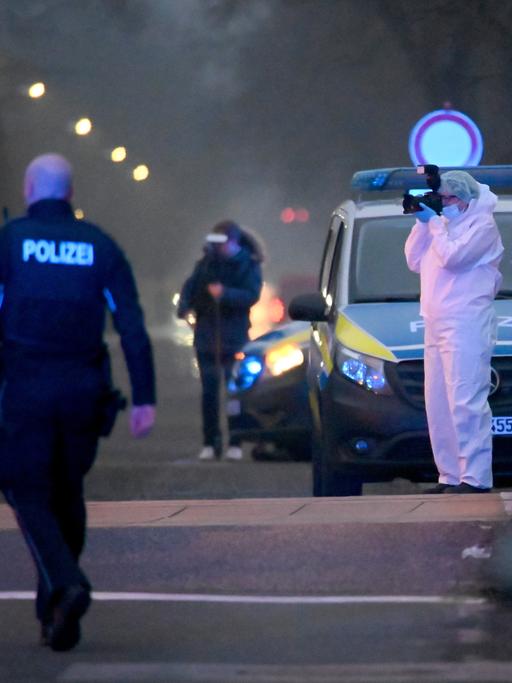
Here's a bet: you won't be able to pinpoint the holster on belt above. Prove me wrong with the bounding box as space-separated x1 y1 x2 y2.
98 387 127 437
98 345 127 437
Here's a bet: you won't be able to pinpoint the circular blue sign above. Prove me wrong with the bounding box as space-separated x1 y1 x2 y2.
409 109 483 167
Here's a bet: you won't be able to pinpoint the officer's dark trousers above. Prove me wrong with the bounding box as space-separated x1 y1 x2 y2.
196 351 237 451
0 359 104 625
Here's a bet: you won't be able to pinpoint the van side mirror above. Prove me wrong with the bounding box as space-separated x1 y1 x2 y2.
288 292 329 322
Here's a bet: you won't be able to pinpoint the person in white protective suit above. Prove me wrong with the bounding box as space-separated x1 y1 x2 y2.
404 170 504 494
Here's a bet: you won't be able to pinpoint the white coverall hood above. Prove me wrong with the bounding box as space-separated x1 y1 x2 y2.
469 182 497 213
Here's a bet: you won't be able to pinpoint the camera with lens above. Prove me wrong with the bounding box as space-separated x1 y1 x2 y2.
402 164 443 215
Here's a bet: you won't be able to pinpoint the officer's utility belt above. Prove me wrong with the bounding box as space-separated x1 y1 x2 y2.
3 340 127 437
2 339 106 363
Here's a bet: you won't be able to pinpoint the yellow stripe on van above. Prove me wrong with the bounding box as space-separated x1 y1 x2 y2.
312 327 334 374
335 313 397 362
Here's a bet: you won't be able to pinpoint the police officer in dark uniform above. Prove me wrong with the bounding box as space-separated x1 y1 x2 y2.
0 153 156 651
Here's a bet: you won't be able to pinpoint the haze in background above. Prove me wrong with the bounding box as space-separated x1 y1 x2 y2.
0 0 511 323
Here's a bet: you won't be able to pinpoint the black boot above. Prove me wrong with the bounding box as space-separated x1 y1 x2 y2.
424 483 457 494
451 483 491 494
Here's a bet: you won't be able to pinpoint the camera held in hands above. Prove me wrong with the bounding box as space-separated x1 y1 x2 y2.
402 164 443 215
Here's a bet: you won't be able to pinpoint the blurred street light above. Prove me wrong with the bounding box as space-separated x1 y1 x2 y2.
28 82 46 98
74 118 92 136
111 146 127 162
74 208 85 219
133 164 149 181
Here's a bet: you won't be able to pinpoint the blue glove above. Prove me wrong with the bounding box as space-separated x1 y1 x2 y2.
415 202 436 223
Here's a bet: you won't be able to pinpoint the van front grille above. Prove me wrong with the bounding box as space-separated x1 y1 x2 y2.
389 357 512 410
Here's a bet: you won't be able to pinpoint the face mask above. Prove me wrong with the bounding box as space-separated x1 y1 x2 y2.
442 204 462 220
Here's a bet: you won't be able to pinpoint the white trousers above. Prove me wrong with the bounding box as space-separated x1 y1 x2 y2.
423 310 496 489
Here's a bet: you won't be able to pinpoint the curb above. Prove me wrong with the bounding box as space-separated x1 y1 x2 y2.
1 493 511 530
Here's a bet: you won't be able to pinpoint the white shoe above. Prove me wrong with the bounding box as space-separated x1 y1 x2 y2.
225 446 243 461
198 446 215 461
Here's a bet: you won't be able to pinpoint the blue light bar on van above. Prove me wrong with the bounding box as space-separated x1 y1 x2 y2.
351 168 428 192
351 166 512 193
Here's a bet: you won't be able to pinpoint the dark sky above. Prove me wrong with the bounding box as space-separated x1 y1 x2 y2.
1 0 511 321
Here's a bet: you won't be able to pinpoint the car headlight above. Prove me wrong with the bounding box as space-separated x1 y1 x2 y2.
228 354 264 392
335 345 391 395
228 342 305 393
265 343 305 377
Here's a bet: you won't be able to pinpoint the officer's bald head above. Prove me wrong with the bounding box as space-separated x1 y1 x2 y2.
24 153 73 206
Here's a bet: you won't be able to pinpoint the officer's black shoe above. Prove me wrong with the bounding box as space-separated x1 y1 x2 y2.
451 483 492 494
41 620 81 650
49 584 90 652
424 483 457 494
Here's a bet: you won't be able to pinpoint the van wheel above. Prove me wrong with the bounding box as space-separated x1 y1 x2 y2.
312 430 363 497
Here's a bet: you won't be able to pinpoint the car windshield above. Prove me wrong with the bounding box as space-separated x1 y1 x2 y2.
349 212 512 303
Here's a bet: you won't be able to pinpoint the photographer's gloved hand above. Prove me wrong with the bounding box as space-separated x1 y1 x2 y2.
415 203 436 223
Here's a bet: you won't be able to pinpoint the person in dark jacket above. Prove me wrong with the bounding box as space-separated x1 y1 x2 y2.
0 153 156 650
178 220 263 460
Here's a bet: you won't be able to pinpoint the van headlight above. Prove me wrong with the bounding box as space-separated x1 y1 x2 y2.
335 345 391 395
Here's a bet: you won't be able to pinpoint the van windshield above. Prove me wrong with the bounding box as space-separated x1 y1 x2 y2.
349 213 512 303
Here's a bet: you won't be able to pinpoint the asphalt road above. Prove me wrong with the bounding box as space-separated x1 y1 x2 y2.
2 518 512 683
4 598 512 683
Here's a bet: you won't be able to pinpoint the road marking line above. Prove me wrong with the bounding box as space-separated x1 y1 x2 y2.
0 591 486 605
58 660 512 682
